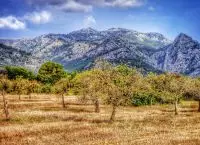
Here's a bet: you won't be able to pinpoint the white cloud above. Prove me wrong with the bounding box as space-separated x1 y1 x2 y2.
0 16 26 30
148 6 155 11
83 15 96 27
25 11 52 24
105 0 145 8
25 0 146 13
59 1 92 12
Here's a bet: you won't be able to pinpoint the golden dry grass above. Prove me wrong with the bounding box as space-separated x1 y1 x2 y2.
0 94 200 145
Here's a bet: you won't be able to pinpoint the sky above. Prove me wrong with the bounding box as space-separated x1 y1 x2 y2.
0 0 200 41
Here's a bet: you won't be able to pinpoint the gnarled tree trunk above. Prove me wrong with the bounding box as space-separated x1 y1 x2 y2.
62 94 65 108
19 94 21 101
2 90 9 120
94 99 100 113
175 98 178 115
110 105 117 122
29 93 31 99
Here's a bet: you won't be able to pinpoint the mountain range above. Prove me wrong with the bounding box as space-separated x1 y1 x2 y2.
0 28 200 76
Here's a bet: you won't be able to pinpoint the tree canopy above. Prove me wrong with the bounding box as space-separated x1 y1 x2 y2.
37 61 66 84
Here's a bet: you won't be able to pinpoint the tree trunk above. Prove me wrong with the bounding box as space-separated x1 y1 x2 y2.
198 100 200 112
2 90 9 120
110 105 117 122
150 97 152 106
175 98 178 115
94 99 100 113
62 94 65 108
29 94 31 99
19 94 21 101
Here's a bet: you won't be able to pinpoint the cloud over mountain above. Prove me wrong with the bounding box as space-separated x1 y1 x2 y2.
0 16 26 30
83 16 96 27
25 0 146 12
24 11 52 24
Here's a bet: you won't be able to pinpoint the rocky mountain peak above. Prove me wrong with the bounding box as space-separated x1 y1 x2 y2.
174 33 193 45
74 27 98 34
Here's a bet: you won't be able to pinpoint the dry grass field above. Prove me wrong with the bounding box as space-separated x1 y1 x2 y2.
0 95 200 145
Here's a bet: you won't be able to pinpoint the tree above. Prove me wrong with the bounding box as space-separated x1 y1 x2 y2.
12 77 27 100
37 61 66 84
26 80 40 99
186 78 200 112
53 76 72 108
147 73 186 115
74 69 108 113
5 66 35 80
0 76 12 120
104 65 143 121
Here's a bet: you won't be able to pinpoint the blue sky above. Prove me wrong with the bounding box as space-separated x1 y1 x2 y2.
0 0 200 41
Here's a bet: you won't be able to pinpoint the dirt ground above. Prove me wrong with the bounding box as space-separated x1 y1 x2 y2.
0 95 200 145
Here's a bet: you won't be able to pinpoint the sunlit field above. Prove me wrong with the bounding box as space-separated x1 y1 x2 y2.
1 95 200 145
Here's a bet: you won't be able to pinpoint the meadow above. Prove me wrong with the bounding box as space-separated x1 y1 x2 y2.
1 95 200 145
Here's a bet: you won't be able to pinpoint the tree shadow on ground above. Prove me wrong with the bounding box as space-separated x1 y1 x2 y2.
63 116 112 124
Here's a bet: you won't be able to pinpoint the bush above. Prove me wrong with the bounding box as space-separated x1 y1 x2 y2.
131 92 171 106
40 84 52 94
5 66 36 80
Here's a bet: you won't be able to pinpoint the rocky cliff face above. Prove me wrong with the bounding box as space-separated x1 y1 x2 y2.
0 44 43 71
1 28 200 76
151 33 200 76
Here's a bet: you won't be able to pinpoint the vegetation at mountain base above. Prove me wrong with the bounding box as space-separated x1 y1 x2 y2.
5 66 36 80
1 60 200 122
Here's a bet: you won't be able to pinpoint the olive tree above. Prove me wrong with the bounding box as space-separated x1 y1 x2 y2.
186 78 200 112
53 77 72 108
0 76 12 120
104 65 143 121
74 69 107 113
147 73 186 115
26 80 40 99
12 77 27 100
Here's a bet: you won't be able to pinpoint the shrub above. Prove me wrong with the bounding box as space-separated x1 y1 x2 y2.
131 92 171 106
5 66 35 80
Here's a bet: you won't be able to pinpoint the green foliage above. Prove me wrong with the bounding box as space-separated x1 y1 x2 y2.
12 77 28 96
40 84 52 94
26 80 41 95
5 66 35 80
37 61 66 84
131 92 169 106
53 76 72 95
0 75 12 94
74 69 106 100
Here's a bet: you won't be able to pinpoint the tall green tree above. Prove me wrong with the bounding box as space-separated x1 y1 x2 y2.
37 61 66 84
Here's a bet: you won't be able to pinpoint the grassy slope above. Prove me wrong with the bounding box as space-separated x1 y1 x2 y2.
0 95 200 145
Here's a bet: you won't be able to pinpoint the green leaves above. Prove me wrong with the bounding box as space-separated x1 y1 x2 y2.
5 66 36 80
37 61 66 85
53 76 72 95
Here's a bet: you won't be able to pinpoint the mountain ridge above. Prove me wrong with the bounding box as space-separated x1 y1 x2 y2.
0 28 200 76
